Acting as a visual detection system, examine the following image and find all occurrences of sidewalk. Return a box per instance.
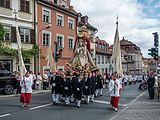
[0,89,50,99]
[111,92,160,120]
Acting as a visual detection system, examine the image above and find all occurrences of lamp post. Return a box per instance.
[37,24,51,74]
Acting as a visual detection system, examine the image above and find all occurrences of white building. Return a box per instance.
[95,36,112,74]
[0,0,35,72]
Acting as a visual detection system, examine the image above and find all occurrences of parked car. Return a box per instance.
[0,70,17,95]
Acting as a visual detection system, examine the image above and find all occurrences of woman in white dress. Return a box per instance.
[20,71,33,107]
[109,73,122,112]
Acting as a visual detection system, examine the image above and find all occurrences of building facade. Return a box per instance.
[0,0,35,72]
[95,36,112,74]
[144,58,157,73]
[36,0,77,73]
[120,37,143,75]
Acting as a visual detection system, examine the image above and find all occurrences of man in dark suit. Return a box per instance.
[83,72,91,104]
[74,74,85,108]
[62,73,72,106]
[147,71,155,99]
[50,71,63,104]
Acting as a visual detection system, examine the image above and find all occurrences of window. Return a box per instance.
[54,0,57,4]
[68,37,74,49]
[20,0,30,13]
[57,35,64,48]
[68,18,74,29]
[57,14,64,26]
[0,0,10,8]
[42,8,50,23]
[42,32,50,46]
[98,55,100,64]
[4,26,11,41]
[106,57,108,64]
[61,0,66,8]
[57,66,64,71]
[102,56,104,64]
[20,28,30,43]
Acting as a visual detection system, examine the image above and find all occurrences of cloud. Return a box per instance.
[71,0,160,57]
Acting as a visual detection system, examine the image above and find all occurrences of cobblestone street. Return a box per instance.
[111,92,160,120]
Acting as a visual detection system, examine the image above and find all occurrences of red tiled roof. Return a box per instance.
[95,36,109,45]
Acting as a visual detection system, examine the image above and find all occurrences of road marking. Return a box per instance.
[29,103,52,110]
[0,113,11,118]
[93,100,128,107]
[109,91,146,120]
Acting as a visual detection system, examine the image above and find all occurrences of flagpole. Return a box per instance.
[13,9,27,76]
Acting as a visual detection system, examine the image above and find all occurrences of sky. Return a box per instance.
[70,0,160,57]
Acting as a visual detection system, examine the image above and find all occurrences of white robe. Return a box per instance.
[20,76,33,93]
[109,79,122,97]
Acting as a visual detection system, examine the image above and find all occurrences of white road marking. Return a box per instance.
[109,91,146,120]
[93,100,128,107]
[29,103,53,110]
[0,113,11,118]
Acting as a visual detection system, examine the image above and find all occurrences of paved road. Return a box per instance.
[0,83,144,120]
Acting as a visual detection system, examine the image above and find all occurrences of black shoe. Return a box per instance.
[77,106,80,108]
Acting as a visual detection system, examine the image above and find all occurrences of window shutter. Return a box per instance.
[30,29,35,44]
[0,0,4,7]
[11,26,17,42]
[6,0,10,8]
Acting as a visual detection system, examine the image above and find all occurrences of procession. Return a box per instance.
[15,23,123,112]
[0,0,160,120]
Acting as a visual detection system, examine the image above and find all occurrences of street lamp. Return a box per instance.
[37,24,51,74]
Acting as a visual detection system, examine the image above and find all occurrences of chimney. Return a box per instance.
[70,6,74,10]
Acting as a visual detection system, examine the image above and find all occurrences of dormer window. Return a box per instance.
[62,0,66,8]
[54,0,57,4]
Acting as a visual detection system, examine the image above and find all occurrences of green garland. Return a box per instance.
[0,24,5,41]
[22,44,39,58]
[0,44,39,58]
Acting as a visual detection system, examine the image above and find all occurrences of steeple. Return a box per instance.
[116,15,119,29]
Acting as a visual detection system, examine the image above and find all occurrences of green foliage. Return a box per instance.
[0,24,5,43]
[22,44,39,58]
[0,43,39,58]
[0,45,17,56]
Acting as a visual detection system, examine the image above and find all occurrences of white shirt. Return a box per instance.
[109,79,122,97]
[20,76,33,93]
[128,75,132,81]
[124,75,128,82]
[154,76,158,87]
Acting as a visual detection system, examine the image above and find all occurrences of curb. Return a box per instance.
[0,90,50,99]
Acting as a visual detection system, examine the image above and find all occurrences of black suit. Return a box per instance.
[147,76,155,99]
[83,77,91,95]
[62,78,72,97]
[50,76,63,94]
[74,79,85,100]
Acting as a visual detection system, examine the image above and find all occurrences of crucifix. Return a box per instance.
[13,9,18,21]
[116,15,119,25]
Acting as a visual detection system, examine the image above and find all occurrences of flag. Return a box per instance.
[112,19,123,76]
[16,25,27,76]
[46,46,56,72]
